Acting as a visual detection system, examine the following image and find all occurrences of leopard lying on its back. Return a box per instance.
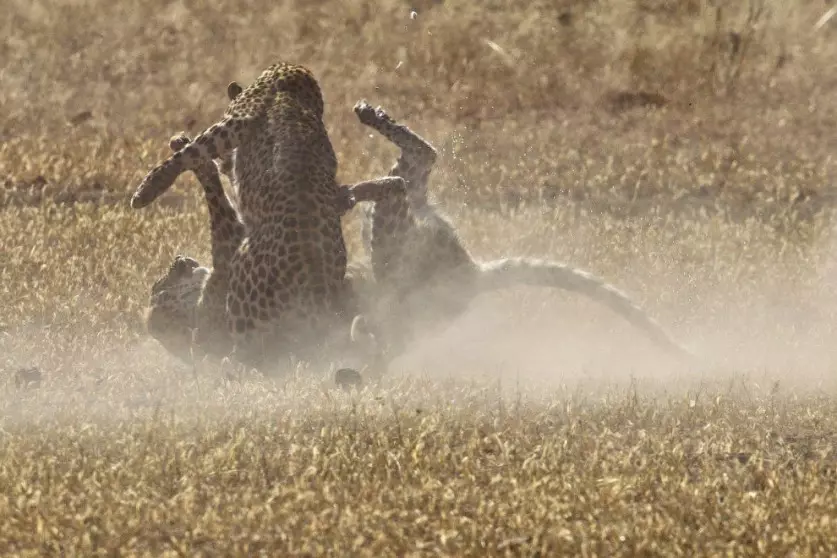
[132,62,398,369]
[348,101,697,374]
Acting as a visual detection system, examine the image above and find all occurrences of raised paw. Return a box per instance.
[353,100,395,127]
[169,133,192,153]
[353,100,375,123]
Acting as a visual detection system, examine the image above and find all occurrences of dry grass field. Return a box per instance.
[4,0,837,554]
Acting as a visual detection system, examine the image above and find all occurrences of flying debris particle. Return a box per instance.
[815,6,837,31]
[483,39,516,68]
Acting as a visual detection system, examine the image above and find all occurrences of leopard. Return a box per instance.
[145,130,403,368]
[130,61,398,370]
[346,100,698,375]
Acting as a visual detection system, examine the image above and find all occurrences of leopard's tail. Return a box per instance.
[131,116,249,209]
[477,257,697,362]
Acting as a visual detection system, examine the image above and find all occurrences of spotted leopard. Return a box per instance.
[132,61,397,369]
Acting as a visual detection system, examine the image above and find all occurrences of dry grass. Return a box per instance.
[4,0,837,554]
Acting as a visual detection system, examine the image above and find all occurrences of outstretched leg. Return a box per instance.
[353,101,437,204]
[131,116,253,209]
[353,101,437,264]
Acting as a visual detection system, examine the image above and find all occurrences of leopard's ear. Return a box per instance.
[227,81,243,101]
